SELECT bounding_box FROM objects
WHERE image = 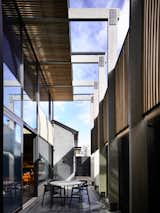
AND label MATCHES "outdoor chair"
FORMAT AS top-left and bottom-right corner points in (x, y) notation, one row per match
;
(70, 180), (90, 205)
(41, 181), (63, 206)
(80, 180), (90, 204)
(69, 184), (82, 205)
